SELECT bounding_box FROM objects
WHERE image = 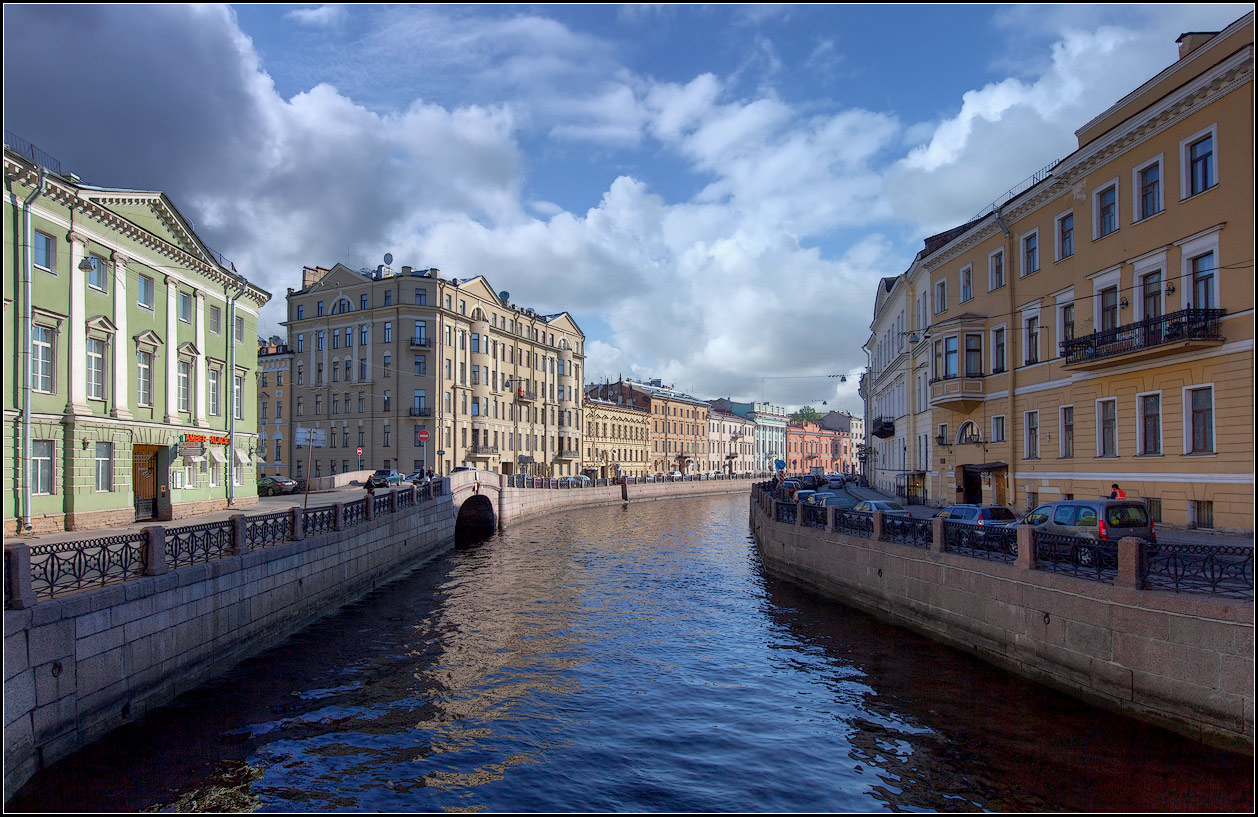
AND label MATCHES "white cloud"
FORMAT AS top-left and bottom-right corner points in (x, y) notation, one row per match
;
(285, 5), (348, 29)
